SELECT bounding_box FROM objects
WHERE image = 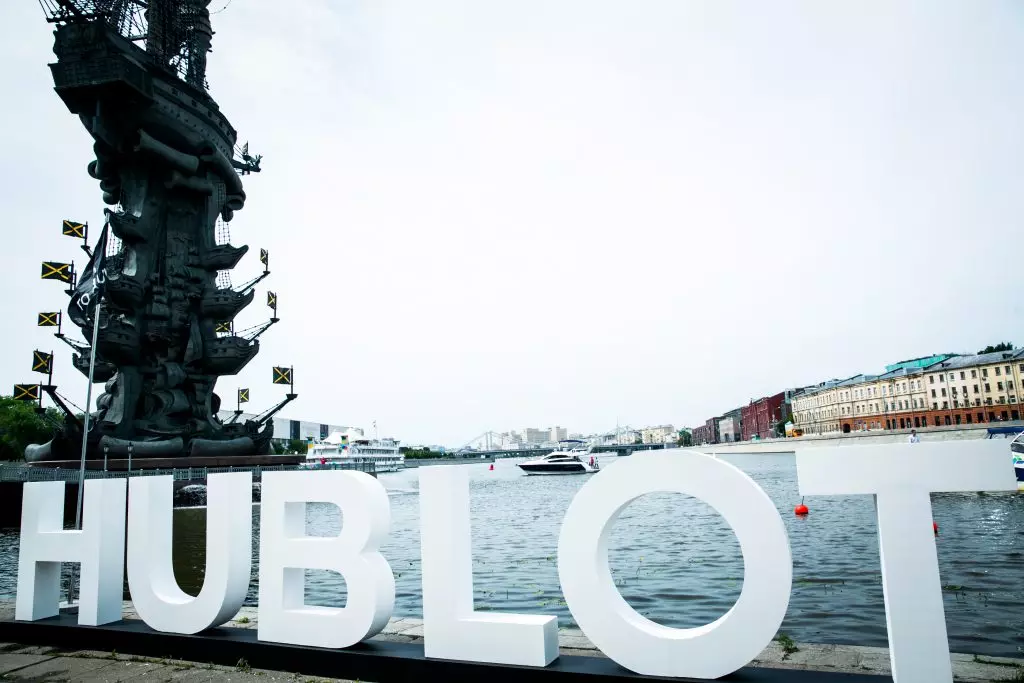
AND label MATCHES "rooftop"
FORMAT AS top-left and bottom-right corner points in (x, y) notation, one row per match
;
(923, 349), (1023, 371)
(884, 354), (957, 372)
